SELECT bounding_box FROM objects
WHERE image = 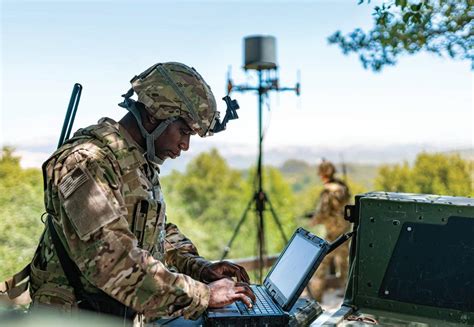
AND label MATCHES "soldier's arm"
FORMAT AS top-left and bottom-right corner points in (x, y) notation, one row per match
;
(312, 190), (331, 224)
(55, 154), (210, 320)
(164, 223), (212, 281)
